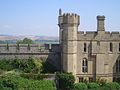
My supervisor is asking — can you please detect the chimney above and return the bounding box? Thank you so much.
[97,15,105,32]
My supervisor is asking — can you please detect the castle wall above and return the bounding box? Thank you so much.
[0,44,61,70]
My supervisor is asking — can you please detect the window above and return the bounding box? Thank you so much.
[84,43,87,52]
[119,43,120,52]
[110,43,113,52]
[82,58,88,73]
[116,60,120,73]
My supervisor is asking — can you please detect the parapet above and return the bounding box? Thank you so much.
[58,13,80,26]
[97,15,105,20]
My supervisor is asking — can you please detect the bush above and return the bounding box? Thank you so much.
[0,74,56,90]
[96,77,107,86]
[74,83,87,90]
[0,59,13,71]
[87,82,99,89]
[104,82,120,90]
[56,72,75,90]
[20,73,45,80]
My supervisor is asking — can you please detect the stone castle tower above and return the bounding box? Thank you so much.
[58,9,120,82]
[58,9,79,75]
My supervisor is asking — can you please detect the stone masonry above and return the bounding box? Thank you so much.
[58,9,120,82]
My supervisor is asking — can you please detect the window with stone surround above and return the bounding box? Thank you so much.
[116,60,120,73]
[110,42,113,52]
[84,43,87,52]
[82,58,88,73]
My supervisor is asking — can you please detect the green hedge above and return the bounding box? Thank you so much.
[104,82,120,90]
[0,74,56,90]
[87,82,99,89]
[74,83,88,90]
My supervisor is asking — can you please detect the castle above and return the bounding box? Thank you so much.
[0,9,120,82]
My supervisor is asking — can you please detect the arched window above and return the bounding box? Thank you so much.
[82,58,88,73]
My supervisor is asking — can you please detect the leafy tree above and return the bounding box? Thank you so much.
[17,38,34,44]
[56,72,75,90]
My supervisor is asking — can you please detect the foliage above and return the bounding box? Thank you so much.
[0,57,43,74]
[42,61,58,73]
[0,74,56,90]
[12,57,43,73]
[0,59,13,71]
[56,72,75,90]
[104,82,120,90]
[17,38,34,44]
[96,77,107,86]
[20,73,45,80]
[74,83,88,90]
[87,82,99,89]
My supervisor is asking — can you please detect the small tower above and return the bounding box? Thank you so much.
[58,12,80,75]
[97,15,105,32]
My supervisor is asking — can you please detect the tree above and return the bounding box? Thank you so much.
[56,72,75,90]
[17,38,34,44]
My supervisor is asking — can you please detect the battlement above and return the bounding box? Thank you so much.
[0,44,61,53]
[58,13,80,25]
[97,15,105,20]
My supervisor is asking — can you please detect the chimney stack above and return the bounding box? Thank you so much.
[97,15,105,32]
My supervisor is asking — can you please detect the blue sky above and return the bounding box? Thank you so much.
[0,0,120,36]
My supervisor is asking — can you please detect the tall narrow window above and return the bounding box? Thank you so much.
[116,60,120,73]
[119,43,120,52]
[84,43,87,52]
[110,43,113,52]
[82,58,88,73]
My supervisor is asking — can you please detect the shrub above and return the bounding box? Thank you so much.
[0,59,13,71]
[74,83,87,90]
[20,73,45,80]
[96,77,107,86]
[87,82,99,89]
[0,74,56,90]
[104,82,120,90]
[56,72,75,90]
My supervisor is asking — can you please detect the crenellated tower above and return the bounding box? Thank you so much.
[58,10,80,75]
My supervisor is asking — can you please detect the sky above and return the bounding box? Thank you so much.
[0,0,120,36]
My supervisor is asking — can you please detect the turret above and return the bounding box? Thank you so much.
[58,11,79,75]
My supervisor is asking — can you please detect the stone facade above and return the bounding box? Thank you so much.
[58,9,120,82]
